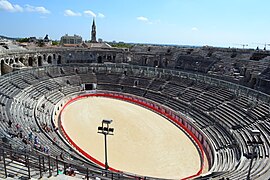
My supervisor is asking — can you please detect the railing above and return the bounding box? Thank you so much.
[0,142,134,179]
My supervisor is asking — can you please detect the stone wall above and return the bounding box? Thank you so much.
[0,48,128,75]
[1,46,270,94]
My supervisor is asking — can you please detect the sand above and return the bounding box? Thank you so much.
[61,96,201,179]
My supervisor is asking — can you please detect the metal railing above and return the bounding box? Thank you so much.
[0,142,137,179]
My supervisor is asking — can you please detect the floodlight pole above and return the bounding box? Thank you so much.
[246,144,257,180]
[246,130,263,180]
[98,120,114,171]
[104,133,109,170]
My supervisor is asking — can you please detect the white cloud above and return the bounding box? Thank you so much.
[64,9,81,17]
[25,4,50,14]
[191,27,198,31]
[136,16,159,25]
[0,0,23,12]
[98,13,105,18]
[84,10,96,17]
[0,1,50,14]
[137,16,148,22]
[13,4,23,12]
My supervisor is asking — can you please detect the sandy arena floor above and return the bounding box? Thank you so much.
[61,96,201,179]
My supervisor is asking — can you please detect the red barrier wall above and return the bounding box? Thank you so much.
[59,92,205,179]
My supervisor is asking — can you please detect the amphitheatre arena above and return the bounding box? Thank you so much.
[0,43,270,180]
[60,95,203,179]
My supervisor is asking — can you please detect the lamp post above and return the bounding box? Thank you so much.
[98,119,114,171]
[245,129,263,180]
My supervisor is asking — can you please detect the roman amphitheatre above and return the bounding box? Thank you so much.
[0,37,270,180]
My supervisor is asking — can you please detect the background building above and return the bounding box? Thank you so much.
[90,19,97,43]
[60,34,82,45]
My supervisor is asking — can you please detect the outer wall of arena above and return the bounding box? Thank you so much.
[55,91,214,179]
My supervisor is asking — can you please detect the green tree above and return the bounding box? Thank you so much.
[52,41,59,46]
[17,38,29,43]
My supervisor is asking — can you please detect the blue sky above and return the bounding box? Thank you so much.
[0,0,269,48]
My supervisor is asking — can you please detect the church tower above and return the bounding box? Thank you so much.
[90,18,97,43]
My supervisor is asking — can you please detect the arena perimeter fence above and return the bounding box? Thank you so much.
[56,91,212,180]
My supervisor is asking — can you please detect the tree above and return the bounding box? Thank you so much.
[52,41,59,46]
[17,38,29,43]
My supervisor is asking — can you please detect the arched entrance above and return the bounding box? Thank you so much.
[57,55,62,64]
[154,60,159,67]
[47,56,52,64]
[28,57,33,66]
[164,58,169,67]
[144,58,148,65]
[97,56,102,63]
[38,56,42,66]
[19,57,24,63]
[134,80,138,87]
[1,60,5,75]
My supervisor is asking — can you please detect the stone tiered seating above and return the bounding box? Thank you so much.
[165,98,186,112]
[162,82,186,96]
[47,67,61,78]
[4,76,100,177]
[45,90,64,105]
[147,79,165,91]
[20,72,39,85]
[178,87,202,103]
[120,76,138,86]
[60,86,81,96]
[188,109,213,128]
[8,74,31,89]
[144,91,168,105]
[96,73,121,84]
[135,77,151,89]
[122,86,146,97]
[79,72,97,84]
[60,66,76,75]
[0,64,270,179]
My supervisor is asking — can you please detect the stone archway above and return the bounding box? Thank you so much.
[38,56,42,66]
[19,57,24,63]
[47,55,52,64]
[1,59,5,75]
[134,80,139,87]
[97,56,103,63]
[154,60,159,67]
[144,58,148,65]
[57,55,62,64]
[28,57,33,66]
[164,58,169,67]
[107,55,112,61]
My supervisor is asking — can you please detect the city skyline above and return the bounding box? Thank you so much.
[0,0,269,48]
